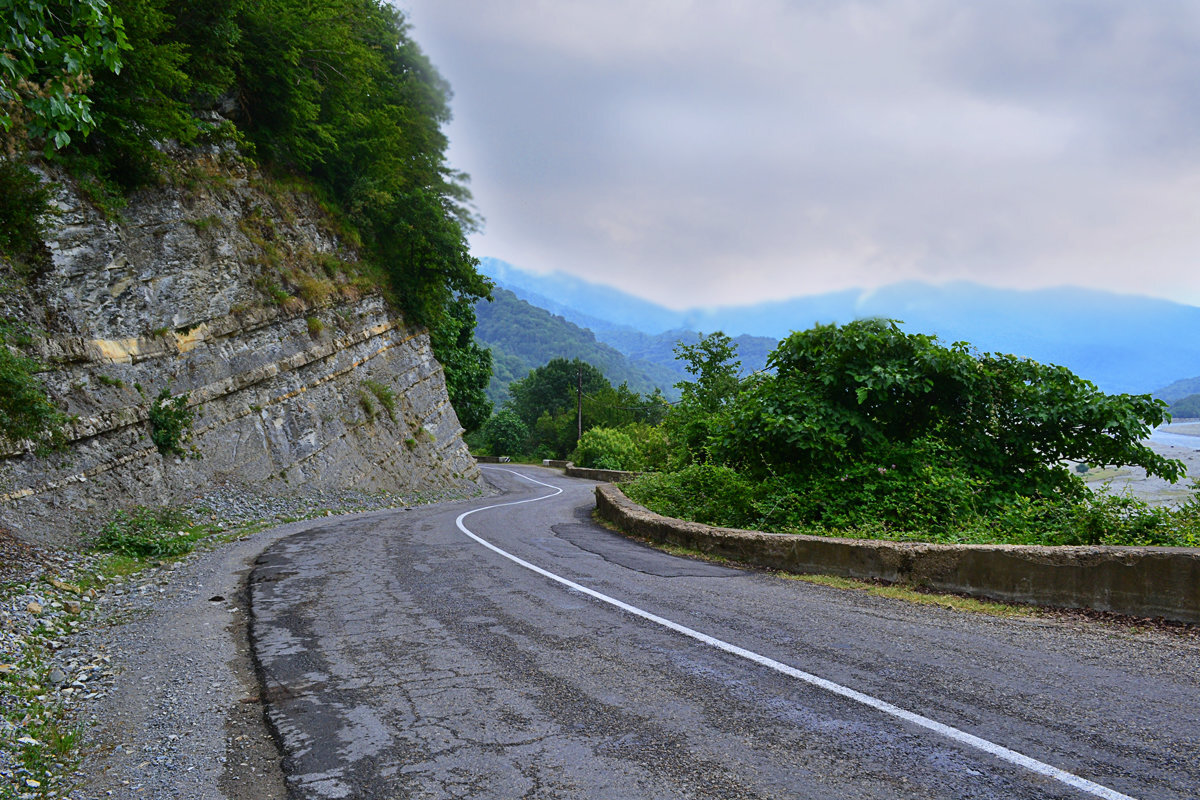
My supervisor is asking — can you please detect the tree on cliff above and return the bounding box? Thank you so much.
[1,0,493,432]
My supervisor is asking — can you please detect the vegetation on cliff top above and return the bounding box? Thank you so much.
[1,0,492,439]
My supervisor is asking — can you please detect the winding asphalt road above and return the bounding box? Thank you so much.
[249,466,1200,799]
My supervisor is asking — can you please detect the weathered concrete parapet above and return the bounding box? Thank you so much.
[595,483,1200,624]
[540,459,638,482]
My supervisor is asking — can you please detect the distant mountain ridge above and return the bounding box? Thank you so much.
[1156,377,1200,403]
[479,258,1200,395]
[473,288,681,403]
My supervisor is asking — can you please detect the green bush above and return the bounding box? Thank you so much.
[621,321,1200,548]
[92,506,196,557]
[145,385,197,456]
[573,427,642,471]
[625,463,1200,548]
[478,408,527,456]
[361,379,397,422]
[624,465,762,530]
[0,161,52,268]
[0,321,68,450]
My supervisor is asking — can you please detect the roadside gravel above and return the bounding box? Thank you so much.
[0,483,489,800]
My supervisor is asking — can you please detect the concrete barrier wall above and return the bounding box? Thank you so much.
[540,459,638,482]
[473,455,511,463]
[566,466,638,483]
[595,484,1200,624]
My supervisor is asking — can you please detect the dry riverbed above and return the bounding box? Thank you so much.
[1081,424,1200,506]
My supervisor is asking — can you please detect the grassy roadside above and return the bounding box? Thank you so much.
[0,513,249,799]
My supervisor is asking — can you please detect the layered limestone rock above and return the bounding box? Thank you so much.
[0,156,482,546]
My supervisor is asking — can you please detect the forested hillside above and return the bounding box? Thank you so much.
[1157,377,1200,403]
[1,0,492,437]
[474,288,679,403]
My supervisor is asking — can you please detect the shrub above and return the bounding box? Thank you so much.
[92,506,195,558]
[145,385,197,457]
[479,408,527,456]
[624,465,762,530]
[0,321,68,450]
[362,379,397,422]
[0,161,52,268]
[573,426,643,472]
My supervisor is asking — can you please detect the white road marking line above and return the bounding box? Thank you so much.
[461,467,1139,800]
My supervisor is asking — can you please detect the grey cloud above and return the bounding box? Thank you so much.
[400,0,1200,307]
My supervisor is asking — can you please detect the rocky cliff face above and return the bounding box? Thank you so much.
[0,154,483,546]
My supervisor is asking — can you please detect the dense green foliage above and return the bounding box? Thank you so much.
[0,159,50,266]
[472,357,669,459]
[621,321,1199,548]
[573,423,669,471]
[1,0,492,433]
[92,505,196,557]
[0,0,128,152]
[478,408,527,456]
[0,320,67,450]
[428,297,491,432]
[713,319,1180,495]
[145,385,196,457]
[474,287,679,404]
[664,331,742,468]
[624,464,1200,547]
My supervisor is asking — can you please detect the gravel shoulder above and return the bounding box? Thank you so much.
[66,521,303,800]
[0,484,490,800]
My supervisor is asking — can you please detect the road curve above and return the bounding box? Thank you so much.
[249,465,1200,799]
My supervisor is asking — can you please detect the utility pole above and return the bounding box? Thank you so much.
[577,365,583,444]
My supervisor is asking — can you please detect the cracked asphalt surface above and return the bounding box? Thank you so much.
[250,466,1200,799]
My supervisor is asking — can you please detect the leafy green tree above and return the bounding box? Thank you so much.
[507,358,608,429]
[71,0,197,188]
[478,408,527,456]
[429,295,492,433]
[0,0,128,153]
[713,319,1182,498]
[665,331,742,465]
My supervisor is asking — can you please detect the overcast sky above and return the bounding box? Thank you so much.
[398,1,1200,309]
